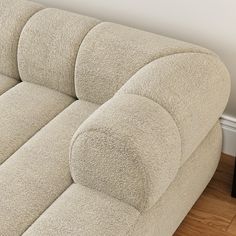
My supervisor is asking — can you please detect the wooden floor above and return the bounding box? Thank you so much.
[174,153,236,236]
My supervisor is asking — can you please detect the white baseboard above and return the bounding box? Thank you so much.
[220,115,236,157]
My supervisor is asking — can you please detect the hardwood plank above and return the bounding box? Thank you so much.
[175,218,235,236]
[203,185,236,206]
[228,216,236,235]
[174,153,236,236]
[192,194,236,220]
[186,208,230,231]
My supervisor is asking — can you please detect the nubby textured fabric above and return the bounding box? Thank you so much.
[75,22,212,104]
[0,101,99,235]
[18,8,100,97]
[0,82,74,165]
[0,1,231,235]
[22,122,222,236]
[70,94,181,212]
[118,53,230,162]
[0,74,18,95]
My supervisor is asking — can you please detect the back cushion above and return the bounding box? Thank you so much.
[0,0,43,79]
[18,8,99,97]
[75,22,211,104]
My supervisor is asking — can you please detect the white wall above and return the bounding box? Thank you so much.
[34,0,236,119]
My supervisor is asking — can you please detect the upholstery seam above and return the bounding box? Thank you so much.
[117,93,182,206]
[16,6,45,81]
[21,182,74,235]
[118,92,182,163]
[67,18,102,98]
[115,93,183,210]
[74,21,105,98]
[0,82,75,166]
[129,51,218,83]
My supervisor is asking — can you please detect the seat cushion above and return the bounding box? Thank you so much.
[0,100,99,235]
[23,183,139,236]
[0,73,18,95]
[0,81,74,164]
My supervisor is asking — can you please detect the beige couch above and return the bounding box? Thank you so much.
[0,0,231,235]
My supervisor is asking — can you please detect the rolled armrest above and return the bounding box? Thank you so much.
[70,94,181,212]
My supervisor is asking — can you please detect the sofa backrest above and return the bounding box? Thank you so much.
[15,4,214,103]
[75,22,212,104]
[17,8,99,97]
[0,0,42,79]
[15,6,213,101]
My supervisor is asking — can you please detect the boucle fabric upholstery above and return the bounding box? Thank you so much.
[0,74,18,95]
[0,82,74,164]
[0,100,98,235]
[23,183,140,236]
[0,1,231,235]
[23,122,221,236]
[118,53,230,163]
[0,0,43,79]
[75,22,212,104]
[71,53,230,212]
[127,122,222,236]
[70,94,181,211]
[18,8,100,97]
